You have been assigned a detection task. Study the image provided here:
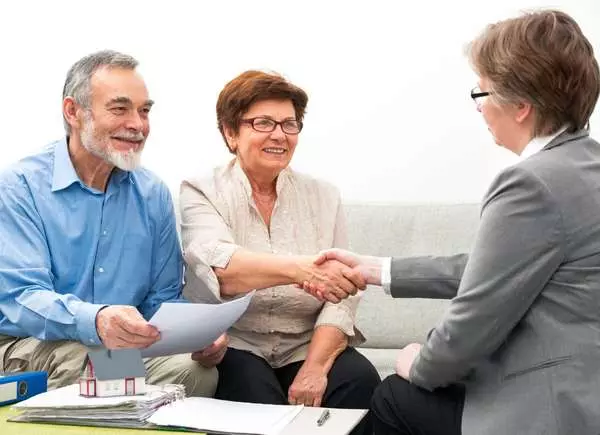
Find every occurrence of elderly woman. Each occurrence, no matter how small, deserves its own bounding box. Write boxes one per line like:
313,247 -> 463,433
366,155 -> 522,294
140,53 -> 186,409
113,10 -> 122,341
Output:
309,9 -> 600,435
180,70 -> 380,435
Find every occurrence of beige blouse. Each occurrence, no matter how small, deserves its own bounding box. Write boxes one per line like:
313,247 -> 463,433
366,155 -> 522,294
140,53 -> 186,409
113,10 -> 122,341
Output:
180,159 -> 364,368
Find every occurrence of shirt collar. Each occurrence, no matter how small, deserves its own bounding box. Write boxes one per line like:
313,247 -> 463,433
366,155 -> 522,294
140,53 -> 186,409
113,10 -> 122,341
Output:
51,137 -> 134,192
51,137 -> 81,192
520,125 -> 569,160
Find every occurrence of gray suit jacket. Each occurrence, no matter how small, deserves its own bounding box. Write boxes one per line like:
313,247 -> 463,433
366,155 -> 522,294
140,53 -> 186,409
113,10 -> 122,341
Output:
390,130 -> 600,435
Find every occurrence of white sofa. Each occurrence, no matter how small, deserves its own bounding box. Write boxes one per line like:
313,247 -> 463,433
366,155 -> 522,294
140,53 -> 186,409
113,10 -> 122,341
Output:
346,203 -> 480,378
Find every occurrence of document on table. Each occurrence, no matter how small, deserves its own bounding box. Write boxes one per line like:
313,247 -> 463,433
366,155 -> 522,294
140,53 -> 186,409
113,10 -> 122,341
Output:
141,291 -> 254,357
11,384 -> 183,424
147,396 -> 304,435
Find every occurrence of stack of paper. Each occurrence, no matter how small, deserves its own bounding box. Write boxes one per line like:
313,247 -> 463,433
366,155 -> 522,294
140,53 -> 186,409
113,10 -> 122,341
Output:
9,383 -> 183,428
10,383 -> 304,434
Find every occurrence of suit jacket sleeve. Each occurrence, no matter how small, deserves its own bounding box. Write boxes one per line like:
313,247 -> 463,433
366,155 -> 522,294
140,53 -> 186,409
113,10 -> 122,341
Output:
403,165 -> 565,391
390,254 -> 468,299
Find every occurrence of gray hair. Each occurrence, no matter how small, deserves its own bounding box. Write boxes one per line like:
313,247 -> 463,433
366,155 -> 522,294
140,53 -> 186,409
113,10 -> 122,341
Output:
62,50 -> 139,133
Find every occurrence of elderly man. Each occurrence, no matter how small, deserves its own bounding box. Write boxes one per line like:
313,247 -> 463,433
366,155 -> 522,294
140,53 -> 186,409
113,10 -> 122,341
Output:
0,50 -> 226,395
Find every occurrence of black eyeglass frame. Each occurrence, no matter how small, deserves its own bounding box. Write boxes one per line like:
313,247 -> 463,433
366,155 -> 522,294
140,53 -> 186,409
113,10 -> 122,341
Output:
240,117 -> 304,135
470,87 -> 492,101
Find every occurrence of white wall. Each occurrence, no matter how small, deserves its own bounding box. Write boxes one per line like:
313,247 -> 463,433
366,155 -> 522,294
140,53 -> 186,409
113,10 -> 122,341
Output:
1,0 -> 598,203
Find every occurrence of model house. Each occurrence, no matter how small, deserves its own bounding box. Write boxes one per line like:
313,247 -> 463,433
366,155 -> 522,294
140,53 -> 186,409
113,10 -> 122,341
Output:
79,348 -> 146,397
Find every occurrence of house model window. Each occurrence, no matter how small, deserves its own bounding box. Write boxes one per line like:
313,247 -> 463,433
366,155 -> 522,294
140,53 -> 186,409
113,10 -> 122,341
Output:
79,349 -> 146,397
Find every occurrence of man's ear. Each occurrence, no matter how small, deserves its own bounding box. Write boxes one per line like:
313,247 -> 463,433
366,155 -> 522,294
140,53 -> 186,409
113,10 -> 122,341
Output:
514,101 -> 533,124
63,97 -> 82,130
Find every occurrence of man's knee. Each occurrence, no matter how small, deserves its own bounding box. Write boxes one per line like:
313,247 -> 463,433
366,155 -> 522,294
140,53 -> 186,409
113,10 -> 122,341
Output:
146,354 -> 218,397
4,338 -> 89,390
181,363 -> 218,397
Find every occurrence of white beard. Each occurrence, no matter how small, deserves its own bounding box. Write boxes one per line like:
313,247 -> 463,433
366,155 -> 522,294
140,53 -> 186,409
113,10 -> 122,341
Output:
80,114 -> 143,171
104,147 -> 142,171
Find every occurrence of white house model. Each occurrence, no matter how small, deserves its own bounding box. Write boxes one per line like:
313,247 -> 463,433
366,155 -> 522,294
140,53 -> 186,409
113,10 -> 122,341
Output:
79,348 -> 146,397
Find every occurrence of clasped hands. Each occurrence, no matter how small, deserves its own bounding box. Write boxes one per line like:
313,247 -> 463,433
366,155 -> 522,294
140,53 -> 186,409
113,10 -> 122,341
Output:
298,249 -> 382,303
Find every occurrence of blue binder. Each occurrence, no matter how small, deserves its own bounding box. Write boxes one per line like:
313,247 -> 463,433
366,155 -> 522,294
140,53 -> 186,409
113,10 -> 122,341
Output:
0,371 -> 47,406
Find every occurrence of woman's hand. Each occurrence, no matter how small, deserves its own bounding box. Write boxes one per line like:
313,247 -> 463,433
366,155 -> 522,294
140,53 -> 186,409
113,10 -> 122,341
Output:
395,343 -> 422,380
297,257 -> 366,303
191,333 -> 229,367
288,362 -> 328,407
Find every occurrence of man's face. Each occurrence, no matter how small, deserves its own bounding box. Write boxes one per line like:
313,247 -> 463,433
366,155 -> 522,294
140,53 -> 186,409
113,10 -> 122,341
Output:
78,66 -> 153,171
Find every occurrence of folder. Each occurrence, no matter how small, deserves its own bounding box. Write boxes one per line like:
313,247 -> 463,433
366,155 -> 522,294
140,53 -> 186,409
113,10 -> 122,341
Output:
0,371 -> 47,406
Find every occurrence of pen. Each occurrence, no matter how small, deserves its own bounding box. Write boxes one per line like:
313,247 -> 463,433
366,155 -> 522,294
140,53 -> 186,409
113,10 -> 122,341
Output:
317,409 -> 330,426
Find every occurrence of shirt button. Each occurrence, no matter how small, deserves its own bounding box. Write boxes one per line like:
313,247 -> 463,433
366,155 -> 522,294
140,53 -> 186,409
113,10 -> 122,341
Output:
102,230 -> 108,236
98,267 -> 105,273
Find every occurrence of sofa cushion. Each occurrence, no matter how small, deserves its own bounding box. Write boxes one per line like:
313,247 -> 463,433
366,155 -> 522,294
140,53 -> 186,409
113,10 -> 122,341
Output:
344,203 -> 480,349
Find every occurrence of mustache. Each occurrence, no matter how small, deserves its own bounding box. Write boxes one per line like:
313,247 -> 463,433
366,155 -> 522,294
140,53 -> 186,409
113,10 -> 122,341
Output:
111,131 -> 146,142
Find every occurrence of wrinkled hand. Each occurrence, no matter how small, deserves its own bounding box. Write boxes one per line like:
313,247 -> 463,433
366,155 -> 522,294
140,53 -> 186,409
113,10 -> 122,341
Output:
298,258 -> 366,303
288,363 -> 328,407
96,305 -> 160,349
395,343 -> 422,380
302,249 -> 382,301
191,333 -> 229,368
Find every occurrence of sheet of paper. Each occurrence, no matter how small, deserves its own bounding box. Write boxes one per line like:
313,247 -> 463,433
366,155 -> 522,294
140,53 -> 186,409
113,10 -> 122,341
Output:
147,396 -> 303,435
142,291 -> 254,357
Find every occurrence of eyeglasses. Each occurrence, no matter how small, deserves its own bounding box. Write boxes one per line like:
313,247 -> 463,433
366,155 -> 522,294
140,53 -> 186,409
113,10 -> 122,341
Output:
240,117 -> 303,135
471,86 -> 492,104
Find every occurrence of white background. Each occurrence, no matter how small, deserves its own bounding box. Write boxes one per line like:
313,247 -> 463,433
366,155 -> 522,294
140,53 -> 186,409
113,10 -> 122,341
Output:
0,0 -> 598,203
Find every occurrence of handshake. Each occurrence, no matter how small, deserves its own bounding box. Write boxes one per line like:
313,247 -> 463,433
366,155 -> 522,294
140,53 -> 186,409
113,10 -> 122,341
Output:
296,249 -> 383,303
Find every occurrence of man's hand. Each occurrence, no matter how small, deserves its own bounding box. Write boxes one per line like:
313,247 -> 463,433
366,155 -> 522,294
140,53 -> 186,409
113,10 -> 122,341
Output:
315,249 -> 383,285
302,249 -> 383,301
288,363 -> 328,407
297,258 -> 366,303
191,333 -> 229,368
395,343 -> 422,380
96,305 -> 160,349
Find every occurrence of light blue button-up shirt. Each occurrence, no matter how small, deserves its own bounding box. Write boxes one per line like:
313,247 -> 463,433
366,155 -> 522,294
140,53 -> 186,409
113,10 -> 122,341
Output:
0,139 -> 184,346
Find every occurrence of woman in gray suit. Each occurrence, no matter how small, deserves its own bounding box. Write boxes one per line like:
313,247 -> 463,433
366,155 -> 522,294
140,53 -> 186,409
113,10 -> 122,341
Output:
306,9 -> 600,435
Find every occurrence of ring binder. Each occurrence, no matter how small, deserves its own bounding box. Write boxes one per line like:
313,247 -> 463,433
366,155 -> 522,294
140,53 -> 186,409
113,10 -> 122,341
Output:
9,383 -> 185,427
0,371 -> 47,406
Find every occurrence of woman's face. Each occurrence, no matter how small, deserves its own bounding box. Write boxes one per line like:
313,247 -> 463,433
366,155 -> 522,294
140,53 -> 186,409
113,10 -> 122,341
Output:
476,77 -> 532,154
229,99 -> 300,177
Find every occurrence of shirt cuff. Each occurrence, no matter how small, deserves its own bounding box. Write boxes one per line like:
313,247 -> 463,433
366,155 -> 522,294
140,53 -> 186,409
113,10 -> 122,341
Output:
75,302 -> 107,346
381,257 -> 392,294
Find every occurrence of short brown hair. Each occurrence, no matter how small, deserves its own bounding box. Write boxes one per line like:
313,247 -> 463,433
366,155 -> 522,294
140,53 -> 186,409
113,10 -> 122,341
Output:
216,70 -> 309,153
468,9 -> 599,136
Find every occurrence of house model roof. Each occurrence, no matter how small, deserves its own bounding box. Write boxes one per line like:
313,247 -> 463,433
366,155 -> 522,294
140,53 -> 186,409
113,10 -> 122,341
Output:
86,349 -> 146,380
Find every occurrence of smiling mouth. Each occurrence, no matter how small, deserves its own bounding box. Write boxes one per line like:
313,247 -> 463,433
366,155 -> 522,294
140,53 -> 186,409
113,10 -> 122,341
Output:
112,137 -> 144,148
263,147 -> 287,154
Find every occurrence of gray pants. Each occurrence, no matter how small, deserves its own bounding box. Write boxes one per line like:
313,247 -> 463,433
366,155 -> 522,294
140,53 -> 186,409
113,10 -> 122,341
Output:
0,335 -> 218,397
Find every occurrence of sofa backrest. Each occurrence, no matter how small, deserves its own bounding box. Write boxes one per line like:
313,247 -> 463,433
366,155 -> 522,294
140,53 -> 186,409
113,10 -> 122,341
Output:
344,203 -> 480,348
174,195 -> 481,349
